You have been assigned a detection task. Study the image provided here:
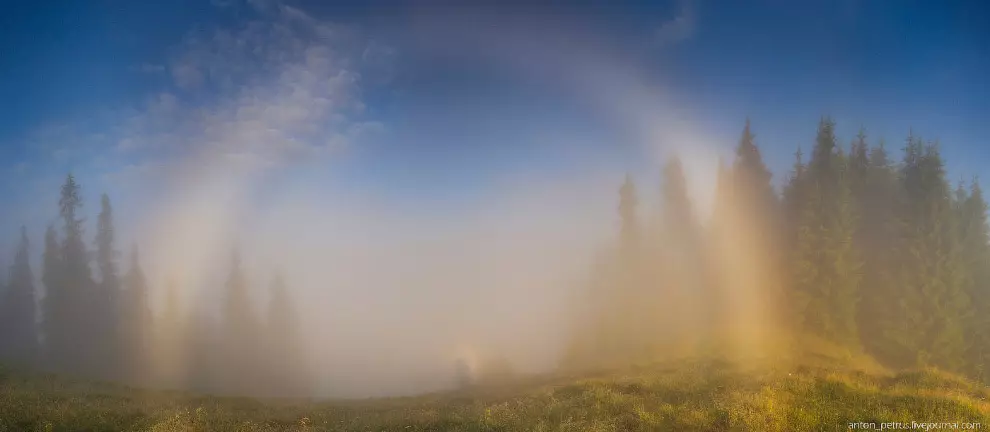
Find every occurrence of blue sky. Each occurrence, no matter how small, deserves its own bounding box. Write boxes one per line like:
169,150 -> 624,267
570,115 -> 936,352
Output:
0,0 -> 988,264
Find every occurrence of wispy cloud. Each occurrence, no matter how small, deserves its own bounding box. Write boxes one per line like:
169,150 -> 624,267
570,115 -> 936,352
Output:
9,0 -> 386,183
655,0 -> 697,46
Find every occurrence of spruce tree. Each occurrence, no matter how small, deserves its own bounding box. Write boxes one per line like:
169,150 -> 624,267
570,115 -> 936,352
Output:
0,227 -> 39,366
793,117 -> 862,348
94,193 -> 121,379
781,148 -> 807,327
885,137 -> 968,370
49,174 -> 97,376
733,119 -> 776,212
848,129 -> 870,197
727,120 -> 784,354
920,143 -> 969,370
856,141 -> 900,359
957,179 -> 990,379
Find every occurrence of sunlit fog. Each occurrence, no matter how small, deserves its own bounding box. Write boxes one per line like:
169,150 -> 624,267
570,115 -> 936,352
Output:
0,0 -> 985,405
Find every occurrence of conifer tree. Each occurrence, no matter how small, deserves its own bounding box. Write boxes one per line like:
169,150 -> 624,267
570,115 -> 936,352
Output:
724,120 -> 784,354
884,137 -> 968,369
50,174 -> 97,375
733,119 -> 776,211
0,227 -> 39,365
792,117 -> 862,348
855,141 -> 900,358
956,179 -> 990,379
94,193 -> 121,379
781,148 -> 808,326
919,143 -> 969,370
732,119 -> 781,283
848,129 -> 870,197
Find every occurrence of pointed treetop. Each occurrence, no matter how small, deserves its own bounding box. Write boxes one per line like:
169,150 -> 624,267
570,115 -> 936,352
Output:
736,118 -> 758,158
617,173 -> 639,242
852,128 -> 868,155
868,140 -> 892,170
59,173 -> 83,219
13,226 -> 30,266
956,181 -> 969,201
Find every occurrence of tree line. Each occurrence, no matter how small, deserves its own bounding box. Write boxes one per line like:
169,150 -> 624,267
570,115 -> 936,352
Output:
0,175 -> 309,397
567,117 -> 990,382
2,116 -> 988,392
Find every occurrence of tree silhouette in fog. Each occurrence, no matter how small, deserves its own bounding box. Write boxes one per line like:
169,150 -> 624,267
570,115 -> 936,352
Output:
0,227 -> 38,365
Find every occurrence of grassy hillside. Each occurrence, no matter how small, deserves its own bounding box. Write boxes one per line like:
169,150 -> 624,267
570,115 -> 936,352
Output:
2,344 -> 989,431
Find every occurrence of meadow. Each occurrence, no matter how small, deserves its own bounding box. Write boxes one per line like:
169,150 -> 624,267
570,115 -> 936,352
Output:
2,340 -> 987,432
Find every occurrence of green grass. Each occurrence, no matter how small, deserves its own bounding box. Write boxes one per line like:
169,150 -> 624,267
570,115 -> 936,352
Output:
2,345 -> 988,431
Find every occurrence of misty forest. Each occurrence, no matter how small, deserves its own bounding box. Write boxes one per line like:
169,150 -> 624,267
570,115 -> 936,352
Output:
2,114 -> 989,406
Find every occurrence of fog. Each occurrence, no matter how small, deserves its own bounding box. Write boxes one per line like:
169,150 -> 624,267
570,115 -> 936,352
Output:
131,2 -> 757,399
9,1 -> 784,399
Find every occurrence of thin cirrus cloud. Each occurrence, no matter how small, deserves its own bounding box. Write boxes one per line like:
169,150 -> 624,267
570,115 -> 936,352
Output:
655,0 -> 697,47
119,0 -> 384,175
12,0 -> 386,191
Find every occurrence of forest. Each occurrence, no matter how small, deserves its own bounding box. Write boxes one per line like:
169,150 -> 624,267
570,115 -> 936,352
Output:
1,115 -> 988,398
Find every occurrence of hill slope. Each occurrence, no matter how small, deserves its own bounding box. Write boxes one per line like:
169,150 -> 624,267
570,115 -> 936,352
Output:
2,349 -> 989,432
